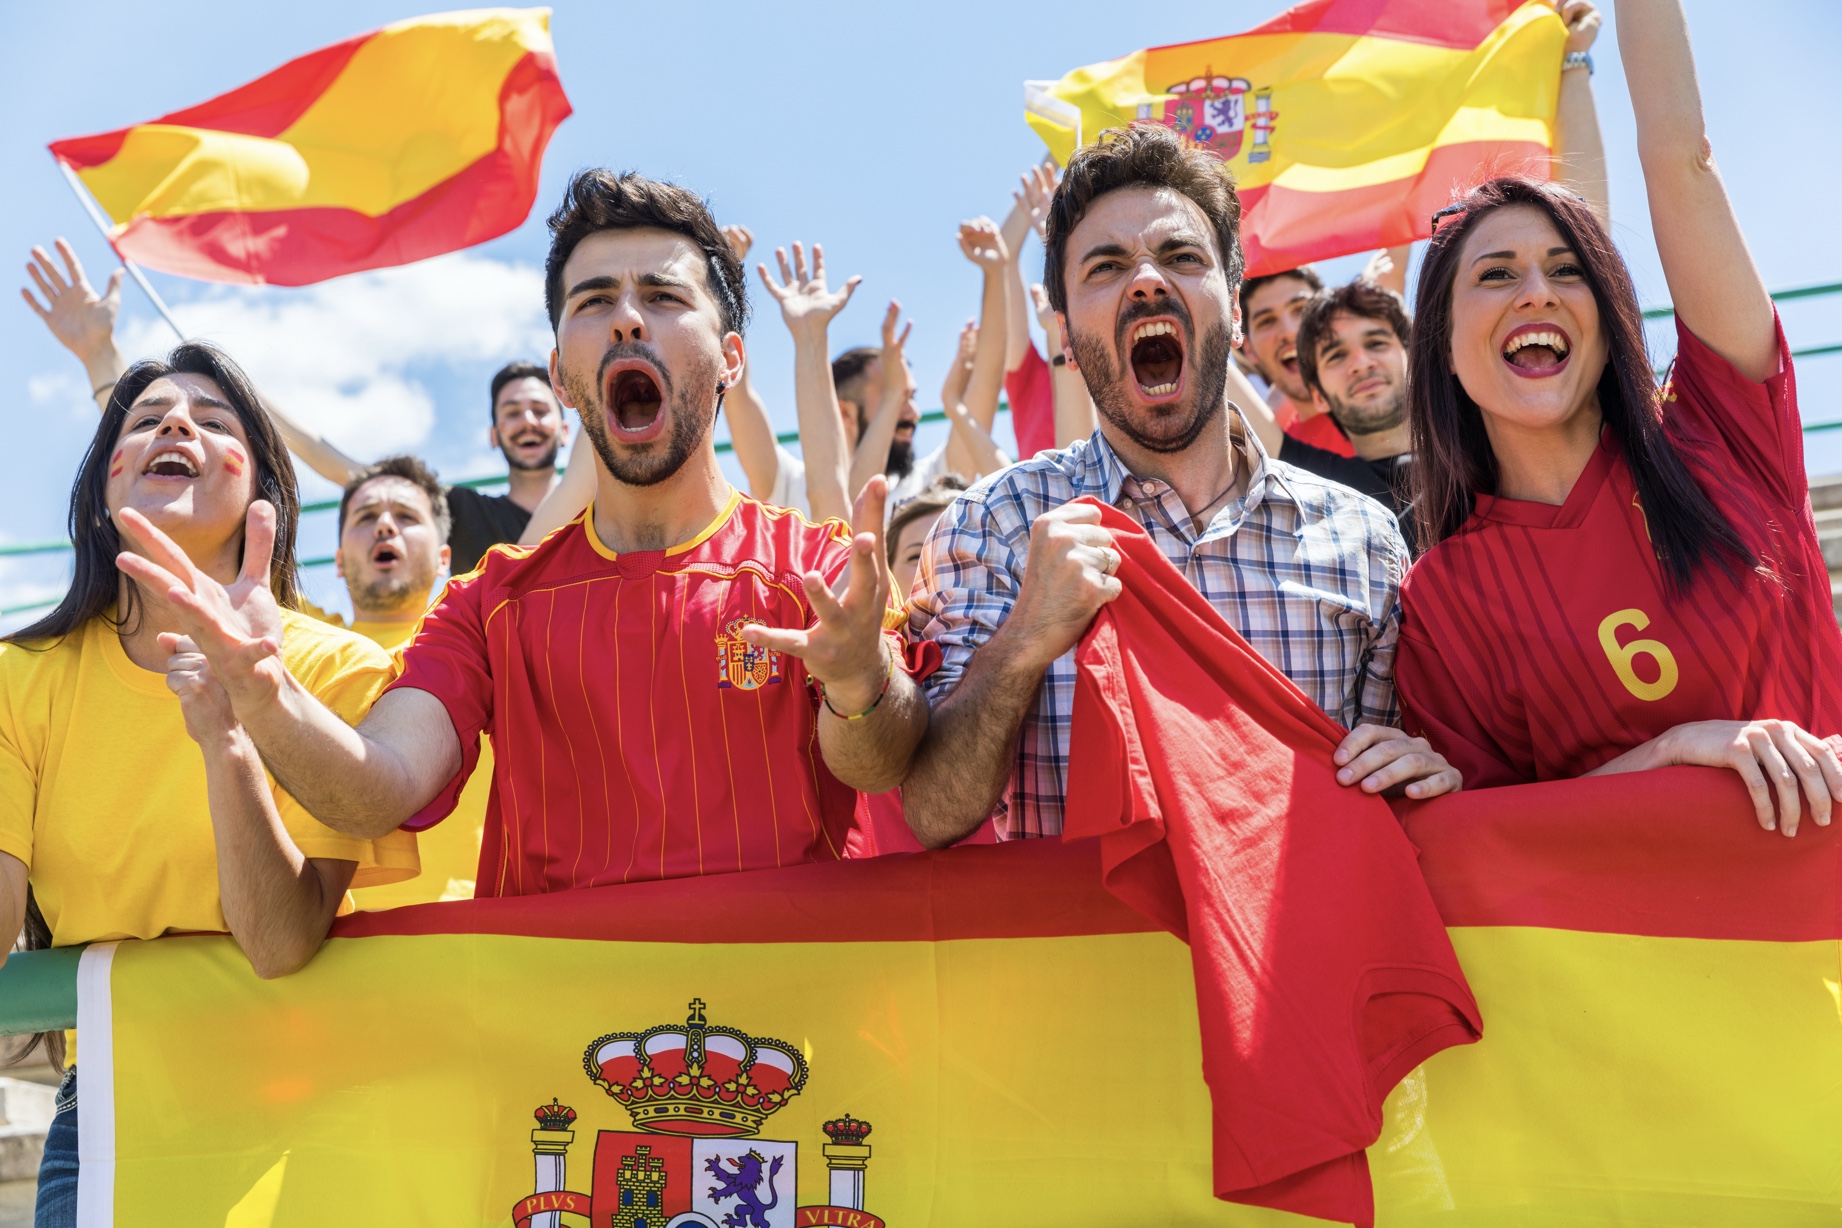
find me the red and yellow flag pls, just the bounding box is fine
[1026,0,1565,278]
[48,9,571,286]
[68,769,1842,1225]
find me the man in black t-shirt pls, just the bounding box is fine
[1261,281,1419,553]
[446,362,571,574]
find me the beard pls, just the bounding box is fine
[500,434,561,472]
[885,435,915,480]
[559,341,720,488]
[1324,383,1407,438]
[352,562,436,619]
[1069,301,1232,455]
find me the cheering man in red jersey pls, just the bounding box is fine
[117,171,928,895]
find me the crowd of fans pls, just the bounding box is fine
[7,1,1842,1222]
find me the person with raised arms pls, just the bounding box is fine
[1395,0,1842,835]
[902,123,1461,847]
[117,171,929,896]
[0,344,415,1227]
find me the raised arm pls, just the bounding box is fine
[1358,246,1414,298]
[114,503,459,839]
[758,243,858,524]
[957,219,1011,433]
[1000,161,1056,372]
[1029,283,1098,447]
[21,238,366,486]
[849,302,913,497]
[1616,0,1774,378]
[1551,0,1610,225]
[937,319,1006,477]
[518,434,595,544]
[714,226,784,499]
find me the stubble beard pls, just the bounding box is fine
[500,435,561,473]
[353,564,434,620]
[1326,383,1407,438]
[560,343,721,488]
[1069,315,1234,456]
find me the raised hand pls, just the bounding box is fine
[159,633,241,747]
[1000,158,1058,254]
[721,224,754,263]
[1554,0,1601,53]
[879,300,912,386]
[1028,284,1064,351]
[756,242,860,339]
[941,319,978,412]
[22,238,122,366]
[957,218,1010,271]
[114,502,288,713]
[739,475,899,716]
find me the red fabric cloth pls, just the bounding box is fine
[389,494,911,896]
[1004,344,1057,460]
[845,790,998,857]
[1398,315,1842,788]
[1281,401,1357,457]
[1063,499,1480,1227]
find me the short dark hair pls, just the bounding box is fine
[338,454,451,542]
[1239,266,1323,323]
[886,475,969,566]
[1295,281,1412,397]
[489,361,553,424]
[1043,123,1245,316]
[543,169,747,336]
[831,347,880,407]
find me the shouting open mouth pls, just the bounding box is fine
[1501,323,1572,380]
[1129,319,1187,402]
[605,360,667,443]
[142,448,201,480]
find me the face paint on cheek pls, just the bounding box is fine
[108,448,124,478]
[223,446,245,477]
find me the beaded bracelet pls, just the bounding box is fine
[817,646,898,721]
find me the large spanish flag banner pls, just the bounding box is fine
[1026,0,1565,277]
[67,768,1842,1226]
[47,9,571,286]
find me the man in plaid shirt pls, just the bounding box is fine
[902,125,1462,845]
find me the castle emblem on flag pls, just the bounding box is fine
[511,1000,887,1228]
[716,619,783,691]
[1138,69,1277,162]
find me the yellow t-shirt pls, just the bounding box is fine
[341,618,489,909]
[0,610,420,947]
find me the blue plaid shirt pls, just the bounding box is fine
[908,420,1408,838]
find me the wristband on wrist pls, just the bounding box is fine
[1562,51,1593,75]
[816,644,898,721]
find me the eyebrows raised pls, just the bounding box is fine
[1471,245,1577,265]
[129,391,235,415]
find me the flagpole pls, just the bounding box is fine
[52,156,187,344]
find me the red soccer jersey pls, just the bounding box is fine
[1003,343,1057,460]
[1277,398,1357,457]
[1065,500,1479,1228]
[1397,316,1842,789]
[389,492,903,896]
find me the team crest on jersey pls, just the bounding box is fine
[510,1000,886,1228]
[716,618,782,691]
[1136,69,1277,163]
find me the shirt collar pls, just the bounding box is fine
[1079,402,1282,519]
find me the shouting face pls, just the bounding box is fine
[337,476,448,617]
[491,376,568,472]
[550,228,743,488]
[107,373,258,571]
[1449,204,1608,439]
[1240,273,1317,404]
[1059,186,1234,456]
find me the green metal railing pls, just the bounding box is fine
[0,946,81,1034]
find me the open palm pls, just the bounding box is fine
[757,241,860,335]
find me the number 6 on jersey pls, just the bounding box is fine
[1597,608,1679,702]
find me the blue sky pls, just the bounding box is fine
[2,0,1839,625]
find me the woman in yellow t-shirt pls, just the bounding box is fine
[0,343,416,1228]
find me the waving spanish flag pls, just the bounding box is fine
[47,8,571,286]
[1026,0,1565,277]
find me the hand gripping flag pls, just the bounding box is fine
[47,8,571,285]
[1025,0,1566,278]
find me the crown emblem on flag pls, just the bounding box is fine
[533,1099,578,1132]
[583,999,809,1138]
[821,1114,872,1146]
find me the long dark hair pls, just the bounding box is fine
[1408,176,1753,595]
[6,342,301,648]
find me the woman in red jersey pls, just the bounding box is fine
[1395,0,1842,835]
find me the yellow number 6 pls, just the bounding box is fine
[1597,608,1679,702]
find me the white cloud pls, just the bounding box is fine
[117,252,552,460]
[27,370,97,423]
